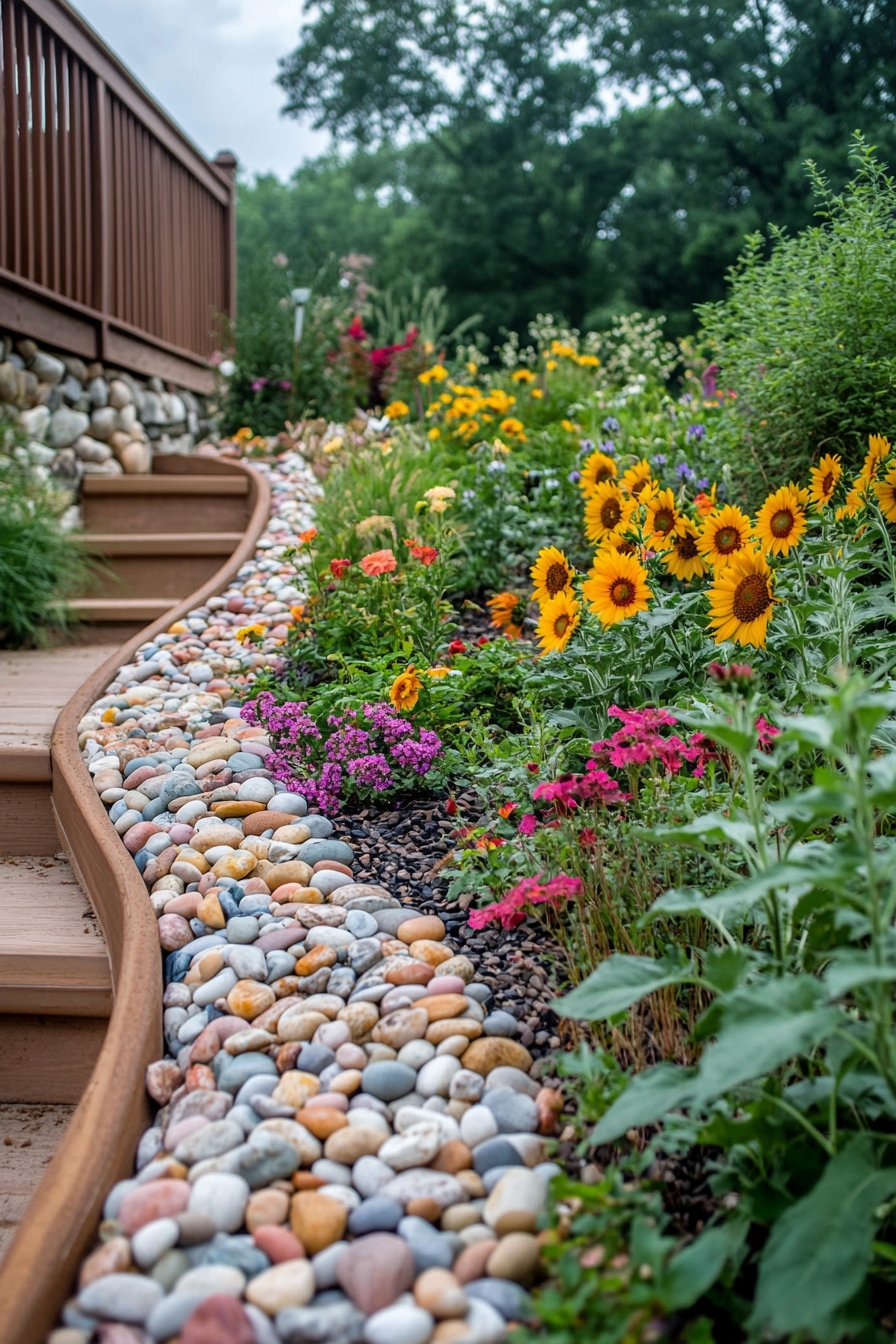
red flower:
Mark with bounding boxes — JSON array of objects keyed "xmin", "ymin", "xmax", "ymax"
[
  {"xmin": 448, "ymin": 639, "xmax": 466, "ymax": 655},
  {"xmin": 346, "ymin": 315, "xmax": 368, "ymax": 341},
  {"xmin": 330, "ymin": 558, "xmax": 352, "ymax": 578},
  {"xmin": 407, "ymin": 543, "xmax": 439, "ymax": 566},
  {"xmin": 526, "ymin": 763, "xmax": 539, "ymax": 774},
  {"xmin": 475, "ymin": 636, "xmax": 490, "ymax": 647},
  {"xmin": 445, "ymin": 797, "xmax": 458, "ymax": 815},
  {"xmin": 497, "ymin": 802, "xmax": 515, "ymax": 819}
]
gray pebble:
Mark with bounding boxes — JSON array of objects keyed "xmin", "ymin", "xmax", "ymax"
[
  {"xmin": 482, "ymin": 1010, "xmax": 518, "ymax": 1037},
  {"xmin": 465, "ymin": 1277, "xmax": 531, "ymax": 1321},
  {"xmin": 472, "ymin": 1137, "xmax": 527, "ymax": 1175},
  {"xmin": 361, "ymin": 1061, "xmax": 417, "ymax": 1102},
  {"xmin": 347, "ymin": 1195, "xmax": 404, "ymax": 1235},
  {"xmin": 226, "ymin": 915, "xmax": 260, "ymax": 944},
  {"xmin": 481, "ymin": 1087, "xmax": 539, "ymax": 1134}
]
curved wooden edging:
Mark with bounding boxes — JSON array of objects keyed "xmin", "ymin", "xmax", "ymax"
[{"xmin": 0, "ymin": 456, "xmax": 272, "ymax": 1344}]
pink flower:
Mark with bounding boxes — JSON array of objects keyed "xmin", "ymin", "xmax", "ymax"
[
  {"xmin": 360, "ymin": 549, "xmax": 397, "ymax": 576},
  {"xmin": 468, "ymin": 873, "xmax": 582, "ymax": 930},
  {"xmin": 517, "ymin": 814, "xmax": 537, "ymax": 835},
  {"xmin": 251, "ymin": 378, "xmax": 268, "ymax": 392},
  {"xmin": 755, "ymin": 715, "xmax": 779, "ymax": 749}
]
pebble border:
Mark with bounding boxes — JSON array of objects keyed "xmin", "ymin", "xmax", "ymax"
[{"xmin": 53, "ymin": 452, "xmax": 561, "ymax": 1344}]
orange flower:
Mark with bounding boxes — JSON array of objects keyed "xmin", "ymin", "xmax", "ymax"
[
  {"xmin": 298, "ymin": 527, "xmax": 318, "ymax": 545},
  {"xmin": 487, "ymin": 591, "xmax": 525, "ymax": 638},
  {"xmin": 405, "ymin": 541, "xmax": 439, "ymax": 565},
  {"xmin": 389, "ymin": 666, "xmax": 422, "ymax": 712},
  {"xmin": 360, "ymin": 548, "xmax": 397, "ymax": 576},
  {"xmin": 329, "ymin": 558, "xmax": 351, "ymax": 578},
  {"xmin": 498, "ymin": 802, "xmax": 516, "ymax": 818}
]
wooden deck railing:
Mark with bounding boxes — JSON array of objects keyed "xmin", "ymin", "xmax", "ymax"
[{"xmin": 0, "ymin": 0, "xmax": 235, "ymax": 393}]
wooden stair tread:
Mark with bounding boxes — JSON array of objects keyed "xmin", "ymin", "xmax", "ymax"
[
  {"xmin": 0, "ymin": 647, "xmax": 118, "ymax": 778},
  {"xmin": 68, "ymin": 598, "xmax": 178, "ymax": 620},
  {"xmin": 81, "ymin": 475, "xmax": 248, "ymax": 496},
  {"xmin": 0, "ymin": 1104, "xmax": 75, "ymax": 1262},
  {"xmin": 0, "ymin": 856, "xmax": 111, "ymax": 1014},
  {"xmin": 81, "ymin": 532, "xmax": 243, "ymax": 555}
]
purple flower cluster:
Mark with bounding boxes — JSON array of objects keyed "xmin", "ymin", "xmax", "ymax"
[{"xmin": 241, "ymin": 695, "xmax": 442, "ymax": 814}]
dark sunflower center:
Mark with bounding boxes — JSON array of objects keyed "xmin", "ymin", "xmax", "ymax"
[
  {"xmin": 654, "ymin": 507, "xmax": 676, "ymax": 534},
  {"xmin": 631, "ymin": 477, "xmax": 648, "ymax": 497},
  {"xmin": 676, "ymin": 534, "xmax": 699, "ymax": 559},
  {"xmin": 601, "ymin": 499, "xmax": 622, "ymax": 528},
  {"xmin": 771, "ymin": 508, "xmax": 794, "ymax": 537},
  {"xmin": 715, "ymin": 525, "xmax": 741, "ymax": 554},
  {"xmin": 617, "ymin": 540, "xmax": 637, "ymax": 556},
  {"xmin": 553, "ymin": 613, "xmax": 570, "ymax": 636},
  {"xmin": 821, "ymin": 472, "xmax": 834, "ymax": 495},
  {"xmin": 609, "ymin": 578, "xmax": 635, "ymax": 607},
  {"xmin": 732, "ymin": 573, "xmax": 771, "ymax": 622},
  {"xmin": 545, "ymin": 561, "xmax": 569, "ymax": 596}
]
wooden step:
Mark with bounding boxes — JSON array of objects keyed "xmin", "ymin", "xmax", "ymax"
[
  {"xmin": 81, "ymin": 532, "xmax": 243, "ymax": 556},
  {"xmin": 0, "ymin": 854, "xmax": 112, "ymax": 1020},
  {"xmin": 0, "ymin": 1104, "xmax": 75, "ymax": 1258},
  {"xmin": 81, "ymin": 474, "xmax": 251, "ymax": 533},
  {"xmin": 67, "ymin": 598, "xmax": 176, "ymax": 622}
]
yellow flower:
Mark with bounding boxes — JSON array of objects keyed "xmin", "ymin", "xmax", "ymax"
[
  {"xmin": 530, "ymin": 388, "xmax": 544, "ymax": 399},
  {"xmin": 862, "ymin": 434, "xmax": 890, "ymax": 482},
  {"xmin": 234, "ymin": 426, "xmax": 254, "ymax": 444},
  {"xmin": 550, "ymin": 340, "xmax": 577, "ymax": 358},
  {"xmin": 384, "ymin": 400, "xmax": 409, "ymax": 419},
  {"xmin": 424, "ymin": 666, "xmax": 451, "ymax": 678},
  {"xmin": 620, "ymin": 459, "xmax": 656, "ymax": 499},
  {"xmin": 418, "ymin": 365, "xmax": 448, "ymax": 385},
  {"xmin": 561, "ymin": 419, "xmax": 583, "ymax": 434},
  {"xmin": 235, "ymin": 624, "xmax": 266, "ymax": 645},
  {"xmin": 662, "ymin": 523, "xmax": 708, "ymax": 582},
  {"xmin": 530, "ymin": 546, "xmax": 575, "ymax": 606},
  {"xmin": 546, "ymin": 359, "xmax": 557, "ymax": 372},
  {"xmin": 389, "ymin": 666, "xmax": 423, "ymax": 712},
  {"xmin": 322, "ymin": 436, "xmax": 344, "ymax": 454},
  {"xmin": 493, "ymin": 438, "xmax": 511, "ymax": 454},
  {"xmin": 424, "ymin": 484, "xmax": 456, "ymax": 514},
  {"xmin": 584, "ymin": 481, "xmax": 636, "ymax": 544},
  {"xmin": 466, "ymin": 361, "xmax": 479, "ymax": 376},
  {"xmin": 873, "ymin": 465, "xmax": 896, "ymax": 523},
  {"xmin": 707, "ymin": 548, "xmax": 775, "ymax": 648},
  {"xmin": 428, "ymin": 427, "xmax": 441, "ymax": 440},
  {"xmin": 439, "ymin": 392, "xmax": 453, "ymax": 404},
  {"xmin": 577, "ymin": 354, "xmax": 600, "ymax": 368},
  {"xmin": 755, "ymin": 483, "xmax": 808, "ymax": 556},
  {"xmin": 487, "ymin": 590, "xmax": 525, "ymax": 639},
  {"xmin": 579, "ymin": 449, "xmax": 618, "ymax": 497},
  {"xmin": 808, "ymin": 454, "xmax": 842, "ymax": 512},
  {"xmin": 697, "ymin": 504, "xmax": 753, "ymax": 570},
  {"xmin": 535, "ymin": 590, "xmax": 580, "ymax": 653},
  {"xmin": 485, "ymin": 389, "xmax": 516, "ymax": 415},
  {"xmin": 499, "ymin": 417, "xmax": 526, "ymax": 438},
  {"xmin": 836, "ymin": 476, "xmax": 870, "ymax": 520},
  {"xmin": 598, "ymin": 534, "xmax": 641, "ymax": 560},
  {"xmin": 512, "ymin": 369, "xmax": 536, "ymax": 382},
  {"xmin": 582, "ymin": 552, "xmax": 653, "ymax": 626},
  {"xmin": 644, "ymin": 488, "xmax": 686, "ymax": 550},
  {"xmin": 457, "ymin": 419, "xmax": 480, "ymax": 438}
]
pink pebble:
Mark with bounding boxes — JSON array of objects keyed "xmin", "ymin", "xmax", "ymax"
[
  {"xmin": 165, "ymin": 1114, "xmax": 209, "ymax": 1148},
  {"xmin": 253, "ymin": 1224, "xmax": 305, "ymax": 1262},
  {"xmin": 197, "ymin": 872, "xmax": 219, "ymax": 894},
  {"xmin": 157, "ymin": 913, "xmax": 194, "ymax": 951},
  {"xmin": 314, "ymin": 1021, "xmax": 351, "ymax": 1051},
  {"xmin": 242, "ymin": 877, "xmax": 271, "ymax": 895},
  {"xmin": 123, "ymin": 821, "xmax": 162, "ymax": 854},
  {"xmin": 167, "ymin": 823, "xmax": 195, "ymax": 845},
  {"xmin": 304, "ymin": 1092, "xmax": 348, "ymax": 1112},
  {"xmin": 196, "ymin": 758, "xmax": 228, "ymax": 779},
  {"xmin": 335, "ymin": 1043, "xmax": 367, "ymax": 1070},
  {"xmin": 163, "ymin": 893, "xmax": 201, "ymax": 919},
  {"xmin": 380, "ymin": 985, "xmax": 429, "ymax": 1015},
  {"xmin": 118, "ymin": 1178, "xmax": 190, "ymax": 1234},
  {"xmin": 125, "ymin": 766, "xmax": 157, "ymax": 790},
  {"xmin": 269, "ymin": 625, "xmax": 290, "ymax": 640},
  {"xmin": 270, "ymin": 883, "xmax": 304, "ymax": 903},
  {"xmin": 426, "ymin": 976, "xmax": 466, "ymax": 996}
]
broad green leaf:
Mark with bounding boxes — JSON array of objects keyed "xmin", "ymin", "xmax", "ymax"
[
  {"xmin": 591, "ymin": 1062, "xmax": 699, "ymax": 1144},
  {"xmin": 825, "ymin": 949, "xmax": 896, "ymax": 998},
  {"xmin": 695, "ymin": 976, "xmax": 842, "ymax": 1102},
  {"xmin": 553, "ymin": 950, "xmax": 693, "ymax": 1022},
  {"xmin": 649, "ymin": 885, "xmax": 754, "ymax": 925},
  {"xmin": 703, "ymin": 946, "xmax": 753, "ymax": 993},
  {"xmin": 750, "ymin": 1136, "xmax": 896, "ymax": 1338},
  {"xmin": 662, "ymin": 1217, "xmax": 749, "ymax": 1310},
  {"xmin": 776, "ymin": 713, "xmax": 836, "ymax": 748},
  {"xmin": 768, "ymin": 784, "xmax": 852, "ymax": 825},
  {"xmin": 643, "ymin": 812, "xmax": 757, "ymax": 849}
]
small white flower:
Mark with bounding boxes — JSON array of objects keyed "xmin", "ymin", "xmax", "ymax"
[{"xmin": 219, "ymin": 359, "xmax": 236, "ymax": 378}]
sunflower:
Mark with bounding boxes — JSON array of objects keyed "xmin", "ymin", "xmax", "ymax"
[
  {"xmin": 663, "ymin": 522, "xmax": 708, "ymax": 581},
  {"xmin": 584, "ymin": 482, "xmax": 636, "ymax": 544},
  {"xmin": 754, "ymin": 483, "xmax": 808, "ymax": 556},
  {"xmin": 644, "ymin": 488, "xmax": 686, "ymax": 550},
  {"xmin": 836, "ymin": 477, "xmax": 870, "ymax": 521},
  {"xmin": 697, "ymin": 504, "xmax": 753, "ymax": 570},
  {"xmin": 808, "ymin": 454, "xmax": 842, "ymax": 512},
  {"xmin": 873, "ymin": 465, "xmax": 896, "ymax": 523},
  {"xmin": 582, "ymin": 552, "xmax": 653, "ymax": 626},
  {"xmin": 530, "ymin": 546, "xmax": 575, "ymax": 606},
  {"xmin": 620, "ymin": 459, "xmax": 657, "ymax": 499},
  {"xmin": 598, "ymin": 534, "xmax": 640, "ymax": 559},
  {"xmin": 488, "ymin": 591, "xmax": 526, "ymax": 638},
  {"xmin": 535, "ymin": 591, "xmax": 580, "ymax": 653},
  {"xmin": 861, "ymin": 434, "xmax": 890, "ymax": 483},
  {"xmin": 389, "ymin": 666, "xmax": 423, "ymax": 711},
  {"xmin": 707, "ymin": 548, "xmax": 775, "ymax": 648},
  {"xmin": 579, "ymin": 449, "xmax": 618, "ymax": 497}
]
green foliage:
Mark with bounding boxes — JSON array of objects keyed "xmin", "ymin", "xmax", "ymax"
[
  {"xmin": 0, "ymin": 444, "xmax": 92, "ymax": 647},
  {"xmin": 700, "ymin": 141, "xmax": 896, "ymax": 490}
]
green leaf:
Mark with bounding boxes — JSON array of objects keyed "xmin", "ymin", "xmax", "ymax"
[
  {"xmin": 695, "ymin": 976, "xmax": 842, "ymax": 1102},
  {"xmin": 703, "ymin": 946, "xmax": 753, "ymax": 994},
  {"xmin": 825, "ymin": 949, "xmax": 896, "ymax": 998},
  {"xmin": 591, "ymin": 1062, "xmax": 699, "ymax": 1144},
  {"xmin": 662, "ymin": 1217, "xmax": 750, "ymax": 1310},
  {"xmin": 750, "ymin": 1136, "xmax": 896, "ymax": 1338},
  {"xmin": 553, "ymin": 950, "xmax": 694, "ymax": 1022},
  {"xmin": 643, "ymin": 812, "xmax": 757, "ymax": 849}
]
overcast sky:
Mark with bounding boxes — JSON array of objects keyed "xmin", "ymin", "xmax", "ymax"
[{"xmin": 73, "ymin": 0, "xmax": 328, "ymax": 180}]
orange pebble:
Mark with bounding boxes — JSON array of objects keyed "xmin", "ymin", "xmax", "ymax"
[
  {"xmin": 294, "ymin": 945, "xmax": 337, "ymax": 976},
  {"xmin": 292, "ymin": 1171, "xmax": 327, "ymax": 1190},
  {"xmin": 398, "ymin": 915, "xmax": 446, "ymax": 944},
  {"xmin": 184, "ymin": 1064, "xmax": 216, "ymax": 1092},
  {"xmin": 422, "ymin": 994, "xmax": 469, "ymax": 1022},
  {"xmin": 406, "ymin": 1198, "xmax": 443, "ymax": 1223},
  {"xmin": 385, "ymin": 961, "xmax": 435, "ymax": 987},
  {"xmin": 296, "ymin": 1106, "xmax": 348, "ymax": 1140},
  {"xmin": 312, "ymin": 860, "xmax": 354, "ymax": 876},
  {"xmin": 430, "ymin": 1140, "xmax": 474, "ymax": 1174},
  {"xmin": 536, "ymin": 1086, "xmax": 564, "ymax": 1136},
  {"xmin": 409, "ymin": 939, "xmax": 453, "ymax": 968}
]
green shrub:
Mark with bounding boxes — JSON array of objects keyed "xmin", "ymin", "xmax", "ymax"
[
  {"xmin": 0, "ymin": 446, "xmax": 91, "ymax": 647},
  {"xmin": 699, "ymin": 137, "xmax": 896, "ymax": 494}
]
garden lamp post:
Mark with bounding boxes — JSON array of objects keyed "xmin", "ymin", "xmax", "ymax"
[{"xmin": 291, "ymin": 288, "xmax": 311, "ymax": 347}]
